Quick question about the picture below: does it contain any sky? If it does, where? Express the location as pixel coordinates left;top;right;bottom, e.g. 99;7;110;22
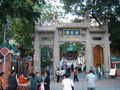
44;0;100;26
45;0;78;22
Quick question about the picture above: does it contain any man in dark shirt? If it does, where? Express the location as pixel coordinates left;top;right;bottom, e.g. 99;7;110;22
8;71;18;90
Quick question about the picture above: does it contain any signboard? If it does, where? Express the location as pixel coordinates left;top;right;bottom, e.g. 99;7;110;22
109;68;116;76
63;29;81;37
0;47;9;56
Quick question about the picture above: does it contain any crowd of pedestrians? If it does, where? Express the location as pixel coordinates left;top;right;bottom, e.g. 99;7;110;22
0;64;105;90
0;70;50;90
55;63;86;83
90;65;105;80
61;68;97;90
54;63;105;90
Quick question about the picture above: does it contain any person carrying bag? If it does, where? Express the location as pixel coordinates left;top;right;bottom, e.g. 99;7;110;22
39;83;44;90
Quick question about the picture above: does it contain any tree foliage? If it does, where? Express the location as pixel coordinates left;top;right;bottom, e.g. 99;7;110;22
60;0;120;51
39;4;54;23
60;42;84;54
61;0;120;20
109;17;120;51
0;0;44;24
0;0;45;56
41;46;53;68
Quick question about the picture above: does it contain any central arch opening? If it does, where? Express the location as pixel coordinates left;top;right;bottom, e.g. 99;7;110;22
59;42;85;70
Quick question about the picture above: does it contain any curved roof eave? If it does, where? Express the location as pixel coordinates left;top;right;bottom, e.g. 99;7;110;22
35;22;89;32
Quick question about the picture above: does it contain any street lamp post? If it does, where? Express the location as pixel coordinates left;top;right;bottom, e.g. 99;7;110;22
3;54;6;72
3;23;6;73
2;21;7;72
3;24;7;44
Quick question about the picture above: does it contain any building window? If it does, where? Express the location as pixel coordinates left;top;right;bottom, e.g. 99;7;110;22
116;64;120;69
42;37;53;41
93;37;102;40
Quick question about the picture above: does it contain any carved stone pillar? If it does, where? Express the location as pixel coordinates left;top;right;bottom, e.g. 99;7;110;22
85;29;93;72
34;32;41;73
53;29;60;72
103;26;111;73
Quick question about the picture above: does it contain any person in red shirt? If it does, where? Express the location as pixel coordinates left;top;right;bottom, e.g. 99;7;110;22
18;74;29;84
0;72;8;90
73;68;79;82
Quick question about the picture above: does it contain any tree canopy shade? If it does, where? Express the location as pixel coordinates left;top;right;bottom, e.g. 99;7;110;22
60;0;120;52
60;0;120;23
0;0;45;56
109;17;120;51
0;0;45;24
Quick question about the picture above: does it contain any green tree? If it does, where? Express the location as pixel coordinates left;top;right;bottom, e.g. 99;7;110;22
8;18;35;56
39;4;54;23
0;0;45;56
60;0;120;51
0;0;44;24
109;17;120;51
61;0;120;22
41;46;53;68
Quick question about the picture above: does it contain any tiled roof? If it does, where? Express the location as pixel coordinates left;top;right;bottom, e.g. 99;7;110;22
36;25;56;32
35;22;89;31
57;22;89;28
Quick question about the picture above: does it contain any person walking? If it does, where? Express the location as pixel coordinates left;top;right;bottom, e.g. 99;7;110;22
56;68;60;82
73;68;79;82
8;71;18;90
60;68;65;80
62;74;74;90
36;72;43;90
101;65;105;76
97;66;101;80
86;70;96;90
71;63;74;72
44;71;50;90
29;73;37;90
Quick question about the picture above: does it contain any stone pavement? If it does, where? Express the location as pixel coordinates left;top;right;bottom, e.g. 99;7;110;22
50;73;120;90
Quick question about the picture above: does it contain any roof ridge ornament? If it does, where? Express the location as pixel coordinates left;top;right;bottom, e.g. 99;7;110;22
53;11;59;24
84;11;91;22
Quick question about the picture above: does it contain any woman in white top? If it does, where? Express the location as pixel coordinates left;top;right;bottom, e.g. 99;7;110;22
62;74;74;90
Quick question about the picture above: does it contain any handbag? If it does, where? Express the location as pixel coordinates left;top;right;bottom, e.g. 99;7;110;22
39;83;44;90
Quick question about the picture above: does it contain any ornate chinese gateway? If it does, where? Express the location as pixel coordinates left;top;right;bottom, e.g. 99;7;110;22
34;14;111;75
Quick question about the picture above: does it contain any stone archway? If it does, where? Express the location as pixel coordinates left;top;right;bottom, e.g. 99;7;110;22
59;42;85;69
93;45;104;67
34;16;111;74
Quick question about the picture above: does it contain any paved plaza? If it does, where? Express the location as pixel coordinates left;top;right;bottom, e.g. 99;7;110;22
50;73;120;90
